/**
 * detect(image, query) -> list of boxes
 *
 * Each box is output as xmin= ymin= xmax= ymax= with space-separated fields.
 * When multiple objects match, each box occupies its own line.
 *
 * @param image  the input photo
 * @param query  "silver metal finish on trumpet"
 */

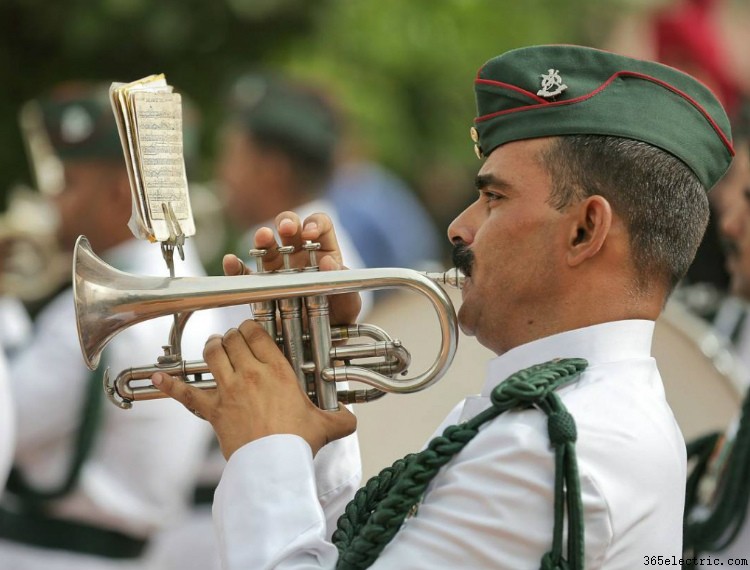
xmin=73 ymin=235 xmax=461 ymax=410
xmin=248 ymin=248 xmax=277 ymax=340
xmin=424 ymin=268 xmax=465 ymax=289
xmin=302 ymin=240 xmax=320 ymax=271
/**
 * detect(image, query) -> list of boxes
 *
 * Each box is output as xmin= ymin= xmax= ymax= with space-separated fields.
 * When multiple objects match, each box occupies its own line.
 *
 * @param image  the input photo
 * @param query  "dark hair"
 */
xmin=541 ymin=135 xmax=709 ymax=293
xmin=228 ymin=73 xmax=340 ymax=192
xmin=249 ymin=126 xmax=335 ymax=192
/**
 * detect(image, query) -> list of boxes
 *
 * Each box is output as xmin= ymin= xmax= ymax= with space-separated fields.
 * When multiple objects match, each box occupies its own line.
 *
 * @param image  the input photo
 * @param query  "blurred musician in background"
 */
xmin=326 ymin=152 xmax=443 ymax=272
xmin=605 ymin=0 xmax=745 ymax=321
xmin=213 ymin=72 xmax=365 ymax=273
xmin=683 ymin=108 xmax=750 ymax=565
xmin=150 ymin=72 xmax=365 ymax=570
xmin=0 ymin=83 xmax=220 ymax=570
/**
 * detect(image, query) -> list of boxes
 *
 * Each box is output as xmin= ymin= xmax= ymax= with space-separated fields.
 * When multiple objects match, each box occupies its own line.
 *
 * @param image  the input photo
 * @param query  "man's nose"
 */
xmin=447 ymin=206 xmax=476 ymax=245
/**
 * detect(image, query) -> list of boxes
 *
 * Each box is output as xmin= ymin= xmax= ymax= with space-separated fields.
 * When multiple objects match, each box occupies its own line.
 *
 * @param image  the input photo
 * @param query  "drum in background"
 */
xmin=354 ymin=288 xmax=493 ymax=480
xmin=357 ymin=293 xmax=744 ymax=478
xmin=653 ymin=299 xmax=747 ymax=442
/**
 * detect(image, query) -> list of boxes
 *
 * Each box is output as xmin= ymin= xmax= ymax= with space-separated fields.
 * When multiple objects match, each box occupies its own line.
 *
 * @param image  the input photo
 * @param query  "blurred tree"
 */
xmin=0 ymin=0 xmax=628 ymax=227
xmin=273 ymin=0 xmax=627 ymax=230
xmin=0 ymin=0 xmax=322 ymax=203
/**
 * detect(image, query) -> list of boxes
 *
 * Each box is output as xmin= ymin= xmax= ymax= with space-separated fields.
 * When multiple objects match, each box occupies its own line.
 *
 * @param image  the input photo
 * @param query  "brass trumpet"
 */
xmin=73 ymin=235 xmax=464 ymax=410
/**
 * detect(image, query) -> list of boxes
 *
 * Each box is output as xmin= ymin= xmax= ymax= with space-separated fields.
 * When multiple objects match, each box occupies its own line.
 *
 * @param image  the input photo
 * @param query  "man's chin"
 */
xmin=458 ymin=275 xmax=471 ymax=298
xmin=456 ymin=303 xmax=476 ymax=338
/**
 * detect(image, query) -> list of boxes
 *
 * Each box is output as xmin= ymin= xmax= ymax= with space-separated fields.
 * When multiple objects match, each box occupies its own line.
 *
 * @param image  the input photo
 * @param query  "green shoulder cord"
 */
xmin=683 ymin=387 xmax=750 ymax=561
xmin=333 ymin=358 xmax=589 ymax=570
xmin=6 ymin=360 xmax=105 ymax=507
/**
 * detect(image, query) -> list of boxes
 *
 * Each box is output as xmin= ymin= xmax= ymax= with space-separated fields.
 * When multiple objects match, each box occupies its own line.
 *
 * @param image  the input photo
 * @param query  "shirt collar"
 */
xmin=482 ymin=319 xmax=655 ymax=397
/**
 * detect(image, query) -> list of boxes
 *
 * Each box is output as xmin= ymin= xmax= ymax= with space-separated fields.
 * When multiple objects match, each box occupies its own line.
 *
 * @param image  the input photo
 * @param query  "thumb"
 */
xmin=223 ymin=254 xmax=249 ymax=276
xmin=152 ymin=372 xmax=210 ymax=420
xmin=311 ymin=406 xmax=357 ymax=455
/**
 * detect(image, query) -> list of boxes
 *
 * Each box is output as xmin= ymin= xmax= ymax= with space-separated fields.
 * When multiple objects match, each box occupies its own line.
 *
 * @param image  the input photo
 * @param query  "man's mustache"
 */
xmin=451 ymin=242 xmax=474 ymax=278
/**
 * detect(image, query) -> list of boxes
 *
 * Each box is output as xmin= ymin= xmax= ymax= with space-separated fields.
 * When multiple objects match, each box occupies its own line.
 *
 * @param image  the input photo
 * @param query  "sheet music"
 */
xmin=109 ymin=75 xmax=196 ymax=243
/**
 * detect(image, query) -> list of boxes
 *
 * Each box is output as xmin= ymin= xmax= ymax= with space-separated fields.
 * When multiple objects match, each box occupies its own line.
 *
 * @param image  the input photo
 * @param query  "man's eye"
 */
xmin=481 ymin=190 xmax=503 ymax=202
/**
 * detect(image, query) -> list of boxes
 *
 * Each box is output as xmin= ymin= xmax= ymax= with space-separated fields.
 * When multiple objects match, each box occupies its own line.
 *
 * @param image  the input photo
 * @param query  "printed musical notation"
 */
xmin=109 ymin=75 xmax=196 ymax=243
xmin=132 ymin=92 xmax=191 ymax=222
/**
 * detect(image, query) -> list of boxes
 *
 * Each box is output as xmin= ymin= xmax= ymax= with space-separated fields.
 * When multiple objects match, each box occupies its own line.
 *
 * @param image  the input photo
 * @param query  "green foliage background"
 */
xmin=0 ymin=0 xmax=633 ymax=225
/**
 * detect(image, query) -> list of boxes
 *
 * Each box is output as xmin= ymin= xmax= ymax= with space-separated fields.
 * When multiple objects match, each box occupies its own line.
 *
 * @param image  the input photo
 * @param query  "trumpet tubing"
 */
xmin=73 ymin=235 xmax=463 ymax=410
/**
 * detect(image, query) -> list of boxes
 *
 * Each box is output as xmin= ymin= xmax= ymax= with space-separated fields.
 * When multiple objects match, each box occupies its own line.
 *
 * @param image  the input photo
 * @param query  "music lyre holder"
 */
xmin=157 ymin=201 xmax=188 ymax=368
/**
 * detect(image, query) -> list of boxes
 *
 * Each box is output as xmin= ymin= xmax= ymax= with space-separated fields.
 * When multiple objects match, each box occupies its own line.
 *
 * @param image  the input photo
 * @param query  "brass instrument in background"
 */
xmin=73 ymin=235 xmax=464 ymax=410
xmin=18 ymin=100 xmax=64 ymax=197
xmin=0 ymin=189 xmax=70 ymax=301
xmin=0 ymin=100 xmax=69 ymax=302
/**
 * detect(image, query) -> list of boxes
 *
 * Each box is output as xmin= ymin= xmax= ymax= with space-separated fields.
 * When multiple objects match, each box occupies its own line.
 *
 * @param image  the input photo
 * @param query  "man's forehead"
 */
xmin=477 ymin=138 xmax=553 ymax=172
xmin=475 ymin=138 xmax=555 ymax=194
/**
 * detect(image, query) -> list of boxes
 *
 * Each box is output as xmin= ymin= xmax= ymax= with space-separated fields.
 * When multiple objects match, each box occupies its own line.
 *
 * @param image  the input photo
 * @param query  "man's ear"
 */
xmin=566 ymin=195 xmax=612 ymax=267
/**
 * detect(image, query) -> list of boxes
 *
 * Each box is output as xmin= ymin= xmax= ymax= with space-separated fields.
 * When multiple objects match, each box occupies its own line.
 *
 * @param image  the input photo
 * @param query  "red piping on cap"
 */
xmin=475 ymin=78 xmax=550 ymax=104
xmin=474 ymin=70 xmax=734 ymax=155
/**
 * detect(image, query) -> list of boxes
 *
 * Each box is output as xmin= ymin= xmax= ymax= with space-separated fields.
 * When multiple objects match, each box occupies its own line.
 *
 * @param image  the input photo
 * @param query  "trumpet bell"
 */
xmin=74 ymin=235 xmax=159 ymax=370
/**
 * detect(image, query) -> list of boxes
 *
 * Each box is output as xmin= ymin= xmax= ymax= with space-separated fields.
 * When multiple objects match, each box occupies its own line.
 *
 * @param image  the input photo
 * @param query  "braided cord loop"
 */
xmin=333 ymin=358 xmax=588 ymax=570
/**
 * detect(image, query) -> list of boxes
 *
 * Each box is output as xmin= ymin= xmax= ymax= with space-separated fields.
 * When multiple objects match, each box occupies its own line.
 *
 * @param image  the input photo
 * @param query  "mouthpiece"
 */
xmin=424 ymin=268 xmax=465 ymax=289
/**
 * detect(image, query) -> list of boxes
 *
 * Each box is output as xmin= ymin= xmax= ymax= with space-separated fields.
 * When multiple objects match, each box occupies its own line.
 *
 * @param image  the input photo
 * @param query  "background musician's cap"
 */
xmin=227 ymin=72 xmax=340 ymax=168
xmin=36 ymin=81 xmax=201 ymax=171
xmin=36 ymin=82 xmax=122 ymax=162
xmin=471 ymin=44 xmax=734 ymax=190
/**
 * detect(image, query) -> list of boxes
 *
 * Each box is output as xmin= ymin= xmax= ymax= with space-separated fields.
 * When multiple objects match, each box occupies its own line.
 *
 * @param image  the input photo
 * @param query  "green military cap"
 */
xmin=472 ymin=45 xmax=734 ymax=190
xmin=228 ymin=73 xmax=339 ymax=165
xmin=36 ymin=83 xmax=123 ymax=162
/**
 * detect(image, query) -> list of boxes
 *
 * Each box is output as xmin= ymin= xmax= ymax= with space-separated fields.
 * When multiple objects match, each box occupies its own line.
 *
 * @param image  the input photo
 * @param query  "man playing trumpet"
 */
xmin=154 ymin=45 xmax=734 ymax=568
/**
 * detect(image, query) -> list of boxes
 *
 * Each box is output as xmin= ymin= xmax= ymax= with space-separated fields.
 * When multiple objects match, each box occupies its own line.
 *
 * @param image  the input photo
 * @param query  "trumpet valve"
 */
xmin=302 ymin=241 xmax=321 ymax=271
xmin=248 ymin=248 xmax=268 ymax=273
xmin=277 ymin=245 xmax=298 ymax=273
xmin=157 ymin=344 xmax=180 ymax=365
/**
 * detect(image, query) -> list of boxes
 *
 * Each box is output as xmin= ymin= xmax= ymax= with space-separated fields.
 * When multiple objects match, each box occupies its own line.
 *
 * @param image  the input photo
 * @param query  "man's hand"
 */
xmin=153 ymin=211 xmax=360 ymax=459
xmin=153 ymin=319 xmax=357 ymax=459
xmin=222 ymin=211 xmax=362 ymax=325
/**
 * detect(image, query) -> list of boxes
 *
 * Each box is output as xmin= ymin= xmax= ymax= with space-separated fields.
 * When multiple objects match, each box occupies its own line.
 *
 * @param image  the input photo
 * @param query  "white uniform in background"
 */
xmin=213 ymin=320 xmax=686 ymax=569
xmin=0 ymin=351 xmax=14 ymax=491
xmin=0 ymin=296 xmax=29 ymax=490
xmin=150 ymin=198 xmax=366 ymax=570
xmin=0 ymin=239 xmax=220 ymax=570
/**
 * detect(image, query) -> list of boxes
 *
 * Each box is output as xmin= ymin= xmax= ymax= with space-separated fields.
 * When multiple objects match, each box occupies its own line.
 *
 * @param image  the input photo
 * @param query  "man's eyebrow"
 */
xmin=474 ymin=173 xmax=512 ymax=191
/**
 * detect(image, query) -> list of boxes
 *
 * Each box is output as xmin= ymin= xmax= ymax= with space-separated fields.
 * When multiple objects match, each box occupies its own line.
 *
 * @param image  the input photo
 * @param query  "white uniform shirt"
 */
xmin=212 ymin=319 xmax=687 ymax=569
xmin=0 ymin=238 xmax=220 ymax=569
